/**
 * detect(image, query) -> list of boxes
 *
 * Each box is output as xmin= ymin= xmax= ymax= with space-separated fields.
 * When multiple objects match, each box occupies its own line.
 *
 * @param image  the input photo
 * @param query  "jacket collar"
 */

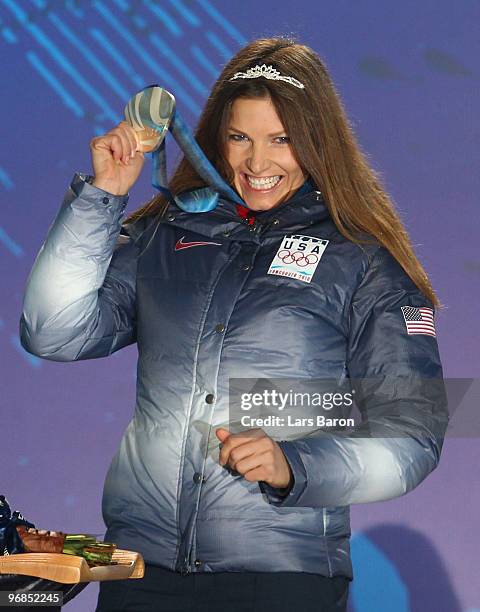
xmin=163 ymin=181 xmax=330 ymax=243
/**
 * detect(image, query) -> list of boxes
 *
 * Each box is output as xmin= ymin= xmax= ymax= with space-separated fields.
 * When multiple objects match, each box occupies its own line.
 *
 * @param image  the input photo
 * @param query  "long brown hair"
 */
xmin=127 ymin=36 xmax=440 ymax=308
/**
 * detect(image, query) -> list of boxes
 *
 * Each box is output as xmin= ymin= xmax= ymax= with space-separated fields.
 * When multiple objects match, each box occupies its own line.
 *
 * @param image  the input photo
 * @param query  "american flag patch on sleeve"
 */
xmin=401 ymin=306 xmax=436 ymax=337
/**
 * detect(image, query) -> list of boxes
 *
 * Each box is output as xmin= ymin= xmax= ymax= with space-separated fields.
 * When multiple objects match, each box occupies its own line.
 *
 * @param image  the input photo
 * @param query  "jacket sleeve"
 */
xmin=19 ymin=173 xmax=140 ymax=361
xmin=260 ymin=246 xmax=449 ymax=507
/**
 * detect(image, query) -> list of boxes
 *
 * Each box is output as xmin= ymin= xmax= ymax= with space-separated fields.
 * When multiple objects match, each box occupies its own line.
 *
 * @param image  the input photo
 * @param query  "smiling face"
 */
xmin=224 ymin=96 xmax=307 ymax=211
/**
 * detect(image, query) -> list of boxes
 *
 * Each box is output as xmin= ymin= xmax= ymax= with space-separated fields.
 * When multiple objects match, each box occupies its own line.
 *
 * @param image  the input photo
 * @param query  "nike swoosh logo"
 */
xmin=175 ymin=236 xmax=222 ymax=251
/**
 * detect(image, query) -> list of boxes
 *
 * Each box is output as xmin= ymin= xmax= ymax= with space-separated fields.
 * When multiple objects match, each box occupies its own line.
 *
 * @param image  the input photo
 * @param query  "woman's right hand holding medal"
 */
xmin=89 ymin=121 xmax=145 ymax=196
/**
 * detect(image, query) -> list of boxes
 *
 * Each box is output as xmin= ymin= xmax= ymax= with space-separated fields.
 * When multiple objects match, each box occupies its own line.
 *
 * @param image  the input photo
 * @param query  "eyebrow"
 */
xmin=228 ymin=126 xmax=287 ymax=137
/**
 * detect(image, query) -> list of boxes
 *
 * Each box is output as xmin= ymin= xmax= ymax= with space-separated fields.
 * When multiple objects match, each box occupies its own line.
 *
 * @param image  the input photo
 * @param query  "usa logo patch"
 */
xmin=268 ymin=234 xmax=329 ymax=284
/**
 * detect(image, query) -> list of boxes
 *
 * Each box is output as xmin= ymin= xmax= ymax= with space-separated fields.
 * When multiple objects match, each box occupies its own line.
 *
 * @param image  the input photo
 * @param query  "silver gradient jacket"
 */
xmin=20 ymin=173 xmax=448 ymax=579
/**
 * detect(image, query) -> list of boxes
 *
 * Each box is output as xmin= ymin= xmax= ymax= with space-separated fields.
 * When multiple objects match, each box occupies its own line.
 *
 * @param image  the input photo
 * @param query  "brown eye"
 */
xmin=228 ymin=134 xmax=247 ymax=142
xmin=275 ymin=136 xmax=290 ymax=144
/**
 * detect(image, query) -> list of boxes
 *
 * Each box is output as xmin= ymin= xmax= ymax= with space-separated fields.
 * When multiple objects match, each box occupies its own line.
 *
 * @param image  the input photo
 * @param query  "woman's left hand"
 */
xmin=216 ymin=427 xmax=293 ymax=489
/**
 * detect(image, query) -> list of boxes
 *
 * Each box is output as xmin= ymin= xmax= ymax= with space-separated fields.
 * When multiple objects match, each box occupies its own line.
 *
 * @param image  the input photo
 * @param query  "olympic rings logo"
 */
xmin=277 ymin=250 xmax=319 ymax=267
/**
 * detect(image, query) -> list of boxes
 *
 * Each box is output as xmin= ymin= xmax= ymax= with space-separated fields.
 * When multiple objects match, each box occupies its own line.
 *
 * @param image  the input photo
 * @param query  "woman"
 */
xmin=20 ymin=37 xmax=448 ymax=611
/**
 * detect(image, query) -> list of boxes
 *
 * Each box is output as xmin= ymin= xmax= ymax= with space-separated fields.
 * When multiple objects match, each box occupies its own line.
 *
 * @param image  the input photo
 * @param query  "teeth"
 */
xmin=246 ymin=174 xmax=282 ymax=189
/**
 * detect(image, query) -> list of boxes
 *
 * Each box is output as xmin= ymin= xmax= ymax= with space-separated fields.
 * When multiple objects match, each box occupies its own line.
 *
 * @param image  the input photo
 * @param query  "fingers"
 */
xmin=235 ymin=450 xmax=274 ymax=482
xmin=215 ymin=427 xmax=230 ymax=442
xmin=218 ymin=429 xmax=291 ymax=487
xmin=219 ymin=430 xmax=272 ymax=469
xmin=121 ymin=121 xmax=140 ymax=157
xmin=90 ymin=121 xmax=139 ymax=165
xmin=243 ymin=463 xmax=272 ymax=483
xmin=220 ymin=440 xmax=257 ymax=469
xmin=239 ymin=447 xmax=292 ymax=488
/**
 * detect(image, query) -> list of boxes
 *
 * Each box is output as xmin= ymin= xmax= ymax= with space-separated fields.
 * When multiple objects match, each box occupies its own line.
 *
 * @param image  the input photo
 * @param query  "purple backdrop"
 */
xmin=1 ymin=1 xmax=478 ymax=610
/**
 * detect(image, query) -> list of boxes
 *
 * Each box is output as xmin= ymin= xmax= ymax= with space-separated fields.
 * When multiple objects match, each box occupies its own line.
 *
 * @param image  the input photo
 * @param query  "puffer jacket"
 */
xmin=20 ymin=173 xmax=448 ymax=579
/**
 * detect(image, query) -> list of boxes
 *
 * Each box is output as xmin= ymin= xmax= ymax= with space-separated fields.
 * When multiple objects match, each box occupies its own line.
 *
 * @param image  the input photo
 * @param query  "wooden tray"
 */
xmin=0 ymin=549 xmax=144 ymax=584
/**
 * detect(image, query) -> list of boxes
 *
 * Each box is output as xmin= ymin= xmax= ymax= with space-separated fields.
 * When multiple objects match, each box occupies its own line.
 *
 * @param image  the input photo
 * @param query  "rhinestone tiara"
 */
xmin=228 ymin=63 xmax=305 ymax=89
